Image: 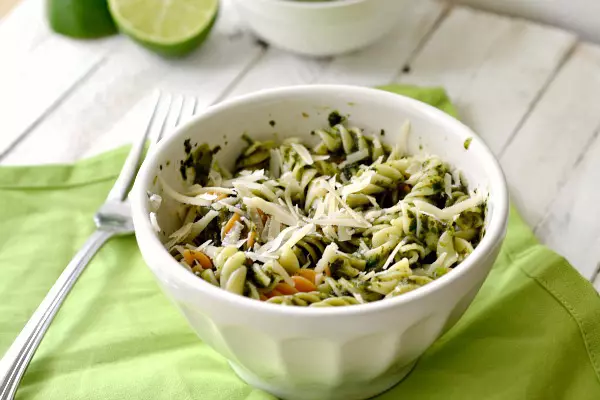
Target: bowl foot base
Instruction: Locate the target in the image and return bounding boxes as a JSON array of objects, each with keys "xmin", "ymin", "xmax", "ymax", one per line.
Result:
[{"xmin": 229, "ymin": 359, "xmax": 417, "ymax": 400}]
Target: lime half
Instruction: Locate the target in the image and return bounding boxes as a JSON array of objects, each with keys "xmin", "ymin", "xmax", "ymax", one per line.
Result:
[
  {"xmin": 47, "ymin": 0, "xmax": 118, "ymax": 39},
  {"xmin": 108, "ymin": 0, "xmax": 219, "ymax": 58}
]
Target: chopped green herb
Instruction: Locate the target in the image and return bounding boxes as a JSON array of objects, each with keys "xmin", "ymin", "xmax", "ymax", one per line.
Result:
[
  {"xmin": 269, "ymin": 120, "xmax": 276, "ymax": 127},
  {"xmin": 380, "ymin": 129, "xmax": 385, "ymax": 136},
  {"xmin": 310, "ymin": 130, "xmax": 316, "ymax": 136},
  {"xmin": 328, "ymin": 110, "xmax": 345, "ymax": 127},
  {"xmin": 341, "ymin": 163, "xmax": 357, "ymax": 181},
  {"xmin": 464, "ymin": 137, "xmax": 472, "ymax": 150},
  {"xmin": 365, "ymin": 256, "xmax": 379, "ymax": 271},
  {"xmin": 419, "ymin": 144, "xmax": 423, "ymax": 150},
  {"xmin": 166, "ymin": 160, "xmax": 170, "ymax": 166},
  {"xmin": 180, "ymin": 143, "xmax": 214, "ymax": 185},
  {"xmin": 302, "ymin": 112, "xmax": 309, "ymax": 118},
  {"xmin": 159, "ymin": 164, "xmax": 163, "ymax": 170},
  {"xmin": 152, "ymin": 175, "xmax": 157, "ymax": 185},
  {"xmin": 183, "ymin": 138, "xmax": 192, "ymax": 154}
]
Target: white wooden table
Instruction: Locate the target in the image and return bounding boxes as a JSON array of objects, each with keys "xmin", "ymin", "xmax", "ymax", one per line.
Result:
[{"xmin": 2, "ymin": 0, "xmax": 600, "ymax": 289}]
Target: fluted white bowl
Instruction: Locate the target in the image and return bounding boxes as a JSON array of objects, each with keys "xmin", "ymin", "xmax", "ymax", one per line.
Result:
[
  {"xmin": 131, "ymin": 85, "xmax": 509, "ymax": 400},
  {"xmin": 231, "ymin": 0, "xmax": 404, "ymax": 57}
]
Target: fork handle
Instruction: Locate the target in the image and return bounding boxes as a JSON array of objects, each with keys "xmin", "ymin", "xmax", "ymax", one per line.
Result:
[{"xmin": 0, "ymin": 229, "xmax": 114, "ymax": 400}]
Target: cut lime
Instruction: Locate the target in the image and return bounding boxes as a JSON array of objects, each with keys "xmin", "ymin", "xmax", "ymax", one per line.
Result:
[
  {"xmin": 47, "ymin": 0, "xmax": 118, "ymax": 39},
  {"xmin": 108, "ymin": 0, "xmax": 219, "ymax": 58}
]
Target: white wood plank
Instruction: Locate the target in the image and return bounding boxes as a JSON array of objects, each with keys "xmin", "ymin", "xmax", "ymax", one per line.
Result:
[
  {"xmin": 500, "ymin": 43, "xmax": 600, "ymax": 231},
  {"xmin": 0, "ymin": 35, "xmax": 116, "ymax": 159},
  {"xmin": 316, "ymin": 0, "xmax": 445, "ymax": 86},
  {"xmin": 535, "ymin": 126, "xmax": 600, "ymax": 279},
  {"xmin": 1, "ymin": 1, "xmax": 263, "ymax": 165},
  {"xmin": 398, "ymin": 6, "xmax": 576, "ymax": 154},
  {"xmin": 224, "ymin": 48, "xmax": 325, "ymax": 99},
  {"xmin": 0, "ymin": 0, "xmax": 49, "ymax": 61}
]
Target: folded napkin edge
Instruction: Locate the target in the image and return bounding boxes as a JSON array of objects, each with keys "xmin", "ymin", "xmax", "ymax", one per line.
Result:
[{"xmin": 514, "ymin": 244, "xmax": 600, "ymax": 385}]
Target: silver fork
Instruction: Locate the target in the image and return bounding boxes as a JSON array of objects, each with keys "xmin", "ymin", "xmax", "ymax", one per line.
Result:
[{"xmin": 0, "ymin": 92, "xmax": 198, "ymax": 400}]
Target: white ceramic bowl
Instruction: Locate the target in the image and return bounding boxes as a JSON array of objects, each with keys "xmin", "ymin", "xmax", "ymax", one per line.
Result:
[
  {"xmin": 132, "ymin": 85, "xmax": 509, "ymax": 400},
  {"xmin": 232, "ymin": 0, "xmax": 403, "ymax": 57}
]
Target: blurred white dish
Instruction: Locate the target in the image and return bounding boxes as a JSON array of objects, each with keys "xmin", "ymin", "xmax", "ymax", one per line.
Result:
[
  {"xmin": 232, "ymin": 0, "xmax": 403, "ymax": 56},
  {"xmin": 132, "ymin": 85, "xmax": 509, "ymax": 400}
]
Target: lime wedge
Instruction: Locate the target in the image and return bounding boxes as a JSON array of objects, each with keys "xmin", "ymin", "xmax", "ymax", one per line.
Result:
[
  {"xmin": 108, "ymin": 0, "xmax": 219, "ymax": 58},
  {"xmin": 47, "ymin": 0, "xmax": 118, "ymax": 39}
]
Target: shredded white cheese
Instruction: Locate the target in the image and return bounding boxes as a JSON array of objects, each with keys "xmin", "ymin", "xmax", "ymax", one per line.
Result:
[
  {"xmin": 243, "ymin": 197, "xmax": 297, "ymax": 226},
  {"xmin": 414, "ymin": 193, "xmax": 483, "ymax": 221},
  {"xmin": 148, "ymin": 193, "xmax": 162, "ymax": 212},
  {"xmin": 315, "ymin": 243, "xmax": 339, "ymax": 274},
  {"xmin": 149, "ymin": 212, "xmax": 161, "ymax": 233},
  {"xmin": 291, "ymin": 143, "xmax": 314, "ymax": 165},
  {"xmin": 338, "ymin": 149, "xmax": 370, "ymax": 169},
  {"xmin": 341, "ymin": 171, "xmax": 375, "ymax": 196},
  {"xmin": 158, "ymin": 175, "xmax": 213, "ymax": 207}
]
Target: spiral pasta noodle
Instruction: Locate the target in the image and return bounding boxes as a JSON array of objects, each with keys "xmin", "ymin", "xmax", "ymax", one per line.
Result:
[{"xmin": 153, "ymin": 112, "xmax": 487, "ymax": 307}]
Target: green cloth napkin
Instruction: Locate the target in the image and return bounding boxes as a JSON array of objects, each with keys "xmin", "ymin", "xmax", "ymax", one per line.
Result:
[{"xmin": 2, "ymin": 85, "xmax": 600, "ymax": 400}]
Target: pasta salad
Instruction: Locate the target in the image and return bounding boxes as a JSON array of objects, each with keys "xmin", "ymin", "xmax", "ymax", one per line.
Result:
[{"xmin": 149, "ymin": 114, "xmax": 486, "ymax": 307}]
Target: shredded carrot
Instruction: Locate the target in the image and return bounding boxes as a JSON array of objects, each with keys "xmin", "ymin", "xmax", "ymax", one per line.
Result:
[
  {"xmin": 193, "ymin": 251, "xmax": 213, "ymax": 269},
  {"xmin": 274, "ymin": 282, "xmax": 298, "ymax": 295},
  {"xmin": 216, "ymin": 193, "xmax": 228, "ymax": 201},
  {"xmin": 183, "ymin": 249, "xmax": 195, "ymax": 266},
  {"xmin": 247, "ymin": 231, "xmax": 256, "ymax": 249},
  {"xmin": 324, "ymin": 265, "xmax": 331, "ymax": 277},
  {"xmin": 292, "ymin": 276, "xmax": 317, "ymax": 292},
  {"xmin": 296, "ymin": 269, "xmax": 317, "ymax": 284},
  {"xmin": 183, "ymin": 249, "xmax": 213, "ymax": 269},
  {"xmin": 223, "ymin": 213, "xmax": 241, "ymax": 236},
  {"xmin": 259, "ymin": 294, "xmax": 268, "ymax": 301}
]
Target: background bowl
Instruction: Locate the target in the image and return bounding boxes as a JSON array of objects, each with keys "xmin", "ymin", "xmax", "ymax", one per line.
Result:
[
  {"xmin": 232, "ymin": 0, "xmax": 404, "ymax": 57},
  {"xmin": 131, "ymin": 85, "xmax": 509, "ymax": 400}
]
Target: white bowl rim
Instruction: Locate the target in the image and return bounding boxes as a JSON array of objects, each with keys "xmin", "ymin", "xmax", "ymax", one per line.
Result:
[{"xmin": 132, "ymin": 84, "xmax": 509, "ymax": 317}]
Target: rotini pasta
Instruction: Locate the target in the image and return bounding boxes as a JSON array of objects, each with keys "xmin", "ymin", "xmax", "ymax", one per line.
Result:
[{"xmin": 153, "ymin": 112, "xmax": 487, "ymax": 307}]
